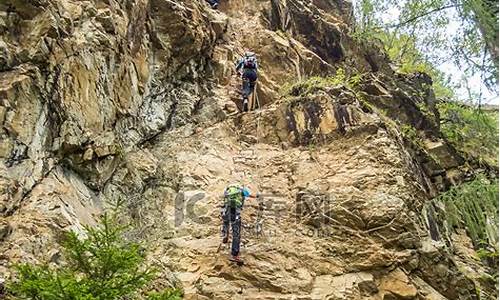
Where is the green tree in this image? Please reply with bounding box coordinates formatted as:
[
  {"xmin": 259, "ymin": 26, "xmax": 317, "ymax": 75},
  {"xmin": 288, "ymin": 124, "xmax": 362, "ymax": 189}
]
[
  {"xmin": 353, "ymin": 0, "xmax": 499, "ymax": 100},
  {"xmin": 353, "ymin": 15, "xmax": 455, "ymax": 99},
  {"xmin": 462, "ymin": 0, "xmax": 498, "ymax": 71},
  {"xmin": 8, "ymin": 215, "xmax": 182, "ymax": 300},
  {"xmin": 438, "ymin": 100, "xmax": 498, "ymax": 165}
]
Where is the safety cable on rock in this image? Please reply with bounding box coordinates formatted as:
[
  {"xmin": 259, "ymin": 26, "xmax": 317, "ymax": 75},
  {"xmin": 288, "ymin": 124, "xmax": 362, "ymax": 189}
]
[{"xmin": 254, "ymin": 81, "xmax": 262, "ymax": 144}]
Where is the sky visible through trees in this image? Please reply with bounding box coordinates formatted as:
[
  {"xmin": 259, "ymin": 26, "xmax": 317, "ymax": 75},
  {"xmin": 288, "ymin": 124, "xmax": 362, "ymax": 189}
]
[{"xmin": 352, "ymin": 0, "xmax": 499, "ymax": 105}]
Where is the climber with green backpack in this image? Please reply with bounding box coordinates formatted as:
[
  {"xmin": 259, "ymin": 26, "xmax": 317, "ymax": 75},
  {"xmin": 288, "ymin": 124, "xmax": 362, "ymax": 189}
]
[{"xmin": 221, "ymin": 183, "xmax": 259, "ymax": 264}]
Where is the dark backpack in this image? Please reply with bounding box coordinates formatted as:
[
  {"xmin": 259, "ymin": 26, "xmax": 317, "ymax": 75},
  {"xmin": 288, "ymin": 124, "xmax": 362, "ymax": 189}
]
[{"xmin": 243, "ymin": 55, "xmax": 257, "ymax": 69}]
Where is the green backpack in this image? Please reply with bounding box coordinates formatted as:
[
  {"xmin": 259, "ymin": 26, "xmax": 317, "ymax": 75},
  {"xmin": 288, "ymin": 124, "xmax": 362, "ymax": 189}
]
[{"xmin": 224, "ymin": 185, "xmax": 244, "ymax": 208}]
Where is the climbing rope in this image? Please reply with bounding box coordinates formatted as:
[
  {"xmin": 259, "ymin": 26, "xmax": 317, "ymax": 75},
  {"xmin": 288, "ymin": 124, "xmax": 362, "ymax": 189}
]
[
  {"xmin": 254, "ymin": 82, "xmax": 262, "ymax": 143},
  {"xmin": 254, "ymin": 82, "xmax": 261, "ymax": 110}
]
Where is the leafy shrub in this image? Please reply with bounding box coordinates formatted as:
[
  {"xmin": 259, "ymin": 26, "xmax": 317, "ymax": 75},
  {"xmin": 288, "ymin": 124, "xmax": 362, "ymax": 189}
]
[
  {"xmin": 8, "ymin": 215, "xmax": 182, "ymax": 300},
  {"xmin": 436, "ymin": 177, "xmax": 499, "ymax": 285},
  {"xmin": 436, "ymin": 177, "xmax": 498, "ymax": 250},
  {"xmin": 477, "ymin": 248, "xmax": 499, "ymax": 260},
  {"xmin": 401, "ymin": 124, "xmax": 424, "ymax": 148},
  {"xmin": 281, "ymin": 68, "xmax": 362, "ymax": 97},
  {"xmin": 352, "ymin": 11, "xmax": 455, "ymax": 101},
  {"xmin": 437, "ymin": 101, "xmax": 498, "ymax": 166}
]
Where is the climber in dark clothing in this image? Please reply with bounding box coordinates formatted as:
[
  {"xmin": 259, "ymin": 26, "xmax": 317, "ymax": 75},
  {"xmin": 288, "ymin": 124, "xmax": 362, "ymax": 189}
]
[
  {"xmin": 235, "ymin": 52, "xmax": 258, "ymax": 112},
  {"xmin": 221, "ymin": 184, "xmax": 259, "ymax": 263},
  {"xmin": 206, "ymin": 0, "xmax": 218, "ymax": 9}
]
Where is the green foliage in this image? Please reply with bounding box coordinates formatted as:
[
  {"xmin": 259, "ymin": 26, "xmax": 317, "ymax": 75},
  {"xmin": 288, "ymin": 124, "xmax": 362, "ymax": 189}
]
[
  {"xmin": 358, "ymin": 26, "xmax": 455, "ymax": 99},
  {"xmin": 8, "ymin": 215, "xmax": 182, "ymax": 300},
  {"xmin": 352, "ymin": 0, "xmax": 498, "ymax": 101},
  {"xmin": 358, "ymin": 96, "xmax": 376, "ymax": 113},
  {"xmin": 476, "ymin": 248, "xmax": 499, "ymax": 260},
  {"xmin": 437, "ymin": 100, "xmax": 499, "ymax": 165},
  {"xmin": 436, "ymin": 177, "xmax": 499, "ymax": 250},
  {"xmin": 458, "ymin": 0, "xmax": 499, "ymax": 86},
  {"xmin": 281, "ymin": 68, "xmax": 362, "ymax": 97},
  {"xmin": 401, "ymin": 124, "xmax": 424, "ymax": 147},
  {"xmin": 439, "ymin": 177, "xmax": 499, "ymax": 290},
  {"xmin": 146, "ymin": 289, "xmax": 183, "ymax": 300}
]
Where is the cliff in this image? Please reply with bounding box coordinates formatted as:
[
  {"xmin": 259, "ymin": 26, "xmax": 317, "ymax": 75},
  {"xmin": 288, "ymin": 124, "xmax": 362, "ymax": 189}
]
[{"xmin": 0, "ymin": 0, "xmax": 497, "ymax": 299}]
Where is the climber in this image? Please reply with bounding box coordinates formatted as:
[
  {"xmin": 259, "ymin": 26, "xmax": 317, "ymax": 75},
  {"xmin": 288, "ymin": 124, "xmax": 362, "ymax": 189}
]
[
  {"xmin": 235, "ymin": 51, "xmax": 258, "ymax": 112},
  {"xmin": 205, "ymin": 0, "xmax": 218, "ymax": 9},
  {"xmin": 221, "ymin": 183, "xmax": 259, "ymax": 263}
]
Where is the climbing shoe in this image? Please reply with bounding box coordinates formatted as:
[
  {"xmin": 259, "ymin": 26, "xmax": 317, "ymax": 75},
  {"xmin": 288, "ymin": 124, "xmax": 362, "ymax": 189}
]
[
  {"xmin": 211, "ymin": 2, "xmax": 218, "ymax": 9},
  {"xmin": 222, "ymin": 236, "xmax": 228, "ymax": 243},
  {"xmin": 243, "ymin": 99, "xmax": 249, "ymax": 112},
  {"xmin": 229, "ymin": 255, "xmax": 244, "ymax": 265}
]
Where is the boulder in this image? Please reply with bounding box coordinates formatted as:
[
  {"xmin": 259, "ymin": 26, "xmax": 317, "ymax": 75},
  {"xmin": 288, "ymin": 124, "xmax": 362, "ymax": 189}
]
[
  {"xmin": 424, "ymin": 140, "xmax": 462, "ymax": 169},
  {"xmin": 380, "ymin": 269, "xmax": 418, "ymax": 299}
]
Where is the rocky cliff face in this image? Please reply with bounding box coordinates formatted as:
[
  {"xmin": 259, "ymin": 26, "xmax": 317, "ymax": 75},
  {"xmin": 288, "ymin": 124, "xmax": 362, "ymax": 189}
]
[{"xmin": 0, "ymin": 0, "xmax": 496, "ymax": 299}]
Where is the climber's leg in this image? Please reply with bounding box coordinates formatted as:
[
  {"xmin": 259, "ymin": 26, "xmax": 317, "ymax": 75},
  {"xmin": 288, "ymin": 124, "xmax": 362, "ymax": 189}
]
[
  {"xmin": 242, "ymin": 79, "xmax": 250, "ymax": 112},
  {"xmin": 241, "ymin": 69, "xmax": 257, "ymax": 112},
  {"xmin": 221, "ymin": 207, "xmax": 230, "ymax": 243},
  {"xmin": 245, "ymin": 70, "xmax": 257, "ymax": 109},
  {"xmin": 230, "ymin": 212, "xmax": 242, "ymax": 256},
  {"xmin": 249, "ymin": 80, "xmax": 256, "ymax": 100}
]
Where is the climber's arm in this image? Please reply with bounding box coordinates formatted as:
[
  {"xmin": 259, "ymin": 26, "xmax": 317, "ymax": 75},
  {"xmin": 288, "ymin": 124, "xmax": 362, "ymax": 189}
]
[
  {"xmin": 243, "ymin": 188, "xmax": 260, "ymax": 199},
  {"xmin": 235, "ymin": 59, "xmax": 243, "ymax": 72},
  {"xmin": 241, "ymin": 188, "xmax": 262, "ymax": 210},
  {"xmin": 248, "ymin": 192, "xmax": 261, "ymax": 199}
]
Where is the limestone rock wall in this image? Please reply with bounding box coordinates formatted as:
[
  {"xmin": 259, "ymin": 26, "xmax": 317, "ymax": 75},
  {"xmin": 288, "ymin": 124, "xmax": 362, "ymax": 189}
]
[
  {"xmin": 0, "ymin": 0, "xmax": 495, "ymax": 299},
  {"xmin": 0, "ymin": 0, "xmax": 223, "ymax": 277}
]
